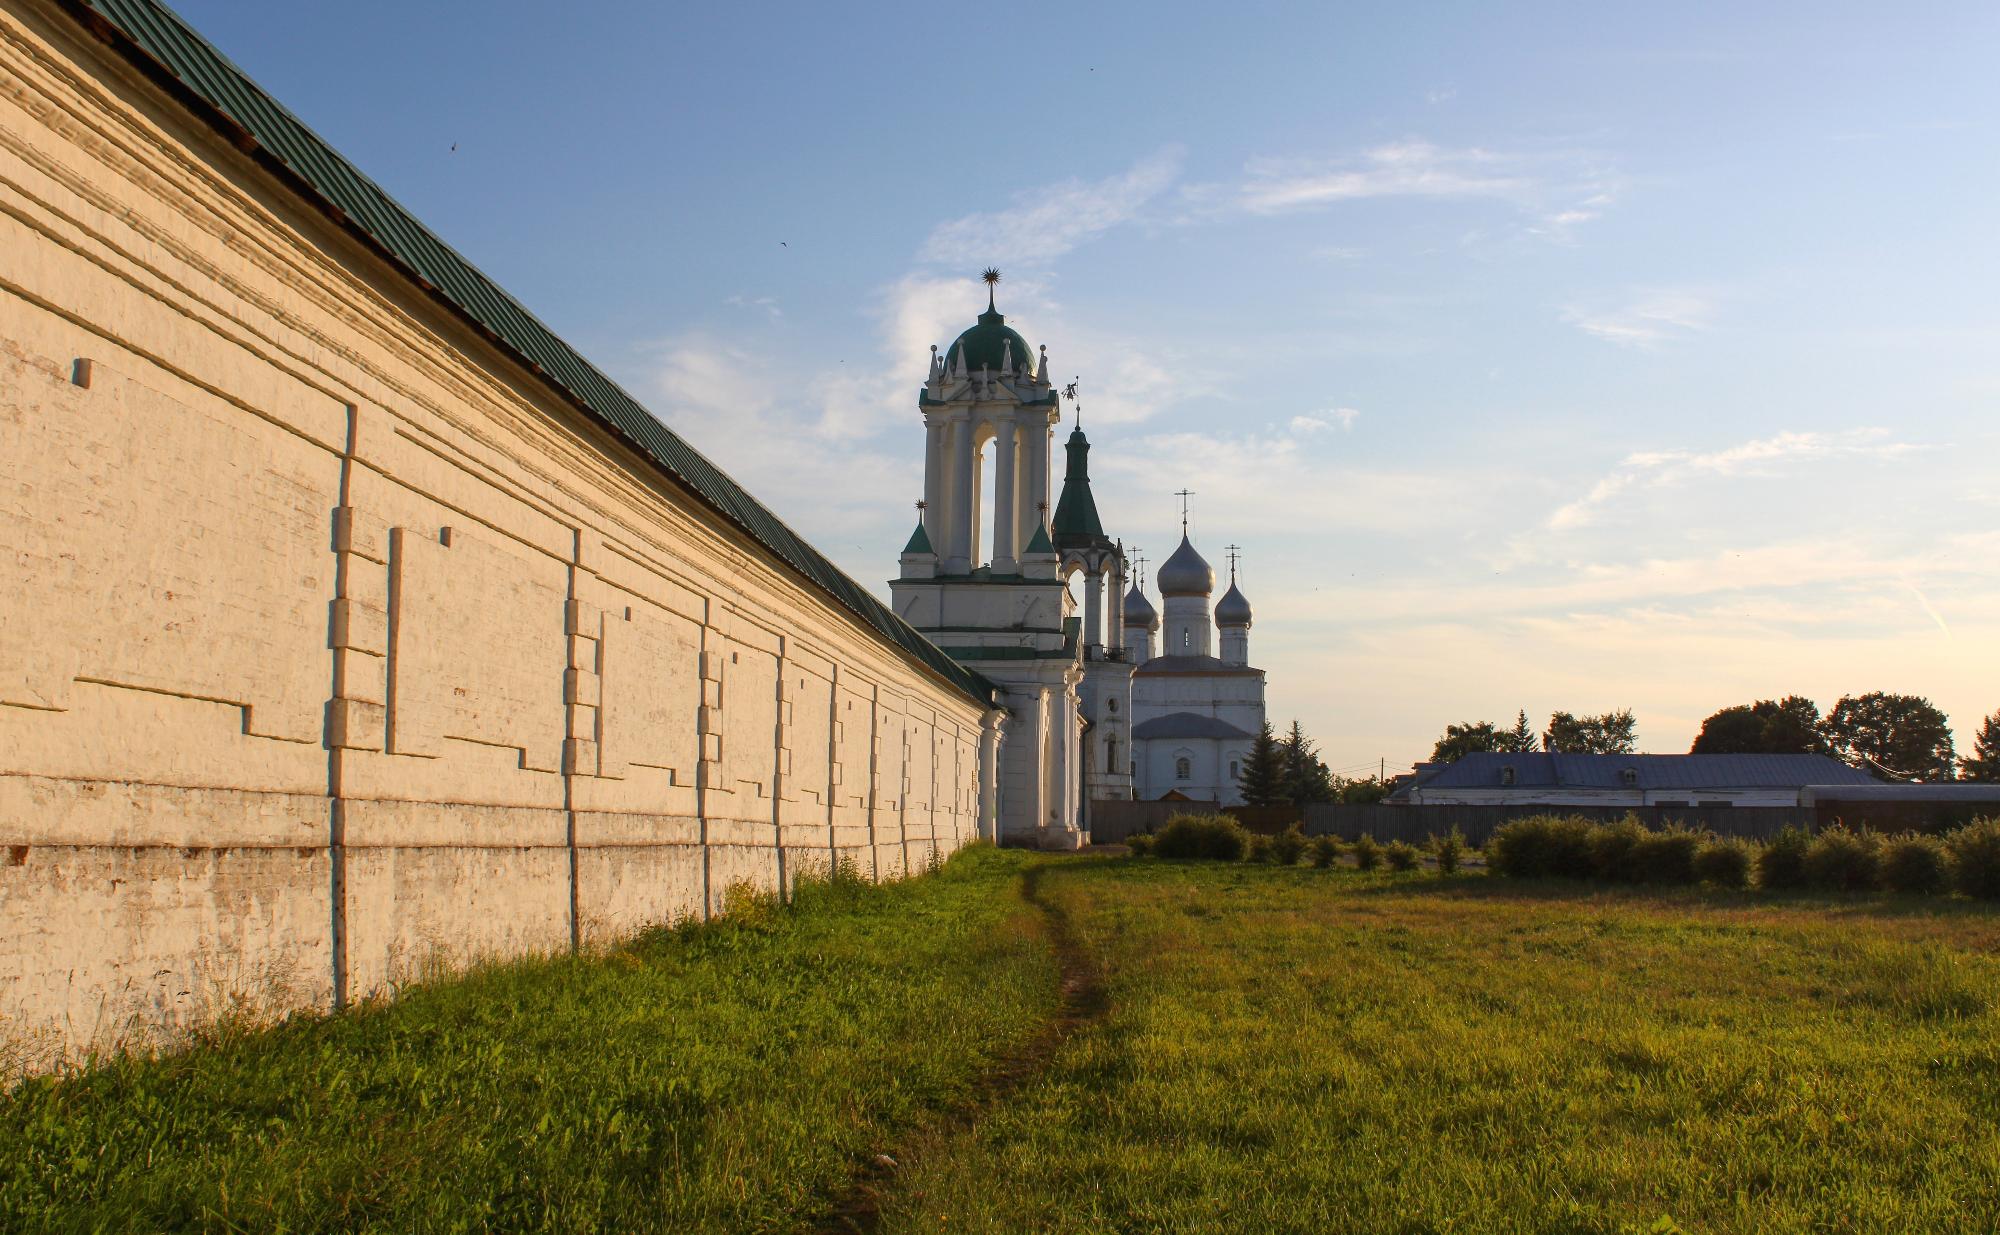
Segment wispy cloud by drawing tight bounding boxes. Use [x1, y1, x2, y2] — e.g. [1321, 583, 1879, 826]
[1547, 427, 1928, 530]
[724, 294, 782, 321]
[920, 147, 1184, 266]
[1563, 289, 1714, 347]
[1291, 408, 1359, 434]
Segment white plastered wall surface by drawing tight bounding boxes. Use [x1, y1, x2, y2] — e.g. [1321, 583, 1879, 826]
[0, 0, 987, 1072]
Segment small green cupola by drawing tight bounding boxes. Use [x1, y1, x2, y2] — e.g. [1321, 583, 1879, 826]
[943, 271, 1036, 377]
[1051, 426, 1112, 551]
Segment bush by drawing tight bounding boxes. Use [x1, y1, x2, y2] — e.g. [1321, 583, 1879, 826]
[1431, 827, 1465, 876]
[1629, 826, 1702, 885]
[1125, 831, 1154, 857]
[1692, 837, 1755, 889]
[1152, 813, 1250, 861]
[1587, 817, 1647, 882]
[1758, 825, 1812, 890]
[1487, 815, 1596, 880]
[1384, 840, 1421, 872]
[1308, 835, 1341, 869]
[1246, 833, 1275, 864]
[1947, 818, 2000, 900]
[1803, 826, 1882, 893]
[1880, 834, 1953, 895]
[1269, 825, 1308, 867]
[1352, 833, 1382, 871]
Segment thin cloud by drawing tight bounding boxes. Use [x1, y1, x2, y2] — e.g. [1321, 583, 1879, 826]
[920, 147, 1184, 266]
[1291, 408, 1359, 433]
[1563, 290, 1713, 348]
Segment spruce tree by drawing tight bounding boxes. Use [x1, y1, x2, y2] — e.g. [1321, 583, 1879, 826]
[1280, 721, 1335, 805]
[1960, 709, 2000, 783]
[1505, 709, 1537, 753]
[1237, 722, 1286, 806]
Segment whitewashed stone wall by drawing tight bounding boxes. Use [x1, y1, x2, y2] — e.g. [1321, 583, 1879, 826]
[0, 0, 986, 1072]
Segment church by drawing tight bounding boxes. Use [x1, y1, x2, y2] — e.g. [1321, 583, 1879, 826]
[892, 275, 1269, 842]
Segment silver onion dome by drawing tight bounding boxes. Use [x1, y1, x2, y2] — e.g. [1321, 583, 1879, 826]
[1157, 534, 1215, 598]
[1122, 582, 1160, 631]
[1214, 581, 1253, 627]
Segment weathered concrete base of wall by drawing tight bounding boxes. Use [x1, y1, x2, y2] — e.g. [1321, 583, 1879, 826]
[576, 843, 706, 946]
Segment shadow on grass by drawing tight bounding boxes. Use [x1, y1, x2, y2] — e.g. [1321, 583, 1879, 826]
[1334, 868, 2000, 922]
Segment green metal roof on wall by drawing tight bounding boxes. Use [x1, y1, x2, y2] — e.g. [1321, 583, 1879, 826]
[68, 0, 995, 707]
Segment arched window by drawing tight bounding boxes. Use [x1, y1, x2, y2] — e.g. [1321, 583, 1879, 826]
[1229, 759, 1240, 779]
[1175, 756, 1192, 781]
[1106, 737, 1119, 772]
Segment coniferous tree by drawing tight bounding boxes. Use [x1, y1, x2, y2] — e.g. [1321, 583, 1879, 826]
[1280, 720, 1335, 805]
[1961, 710, 2000, 783]
[1504, 709, 1538, 753]
[1237, 722, 1286, 806]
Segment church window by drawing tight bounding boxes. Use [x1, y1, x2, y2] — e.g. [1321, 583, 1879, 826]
[1176, 756, 1192, 781]
[1229, 759, 1239, 779]
[1182, 628, 1191, 650]
[1106, 737, 1119, 770]
[1107, 697, 1118, 713]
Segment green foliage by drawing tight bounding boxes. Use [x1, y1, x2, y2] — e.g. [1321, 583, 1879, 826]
[1948, 819, 2000, 899]
[1487, 815, 1596, 880]
[1152, 813, 1251, 861]
[1246, 833, 1276, 864]
[1629, 827, 1703, 885]
[1351, 833, 1383, 871]
[1332, 775, 1389, 804]
[1692, 837, 1755, 889]
[1803, 826, 1883, 892]
[1823, 692, 1956, 781]
[1880, 834, 1954, 895]
[0, 846, 1054, 1234]
[1432, 720, 1505, 763]
[1236, 723, 1287, 807]
[1586, 817, 1647, 882]
[1125, 832, 1155, 857]
[1269, 825, 1308, 866]
[1431, 827, 1466, 876]
[1690, 696, 1827, 755]
[1542, 709, 1638, 755]
[1279, 721, 1335, 805]
[1758, 826, 1813, 890]
[1307, 835, 1341, 869]
[1384, 840, 1421, 872]
[1505, 710, 1538, 753]
[1960, 711, 2000, 783]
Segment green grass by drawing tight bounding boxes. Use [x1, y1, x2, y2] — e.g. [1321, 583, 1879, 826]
[9, 853, 2000, 1234]
[0, 846, 1057, 1234]
[877, 861, 2000, 1235]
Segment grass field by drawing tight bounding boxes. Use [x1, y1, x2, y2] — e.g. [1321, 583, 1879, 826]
[6, 851, 2000, 1233]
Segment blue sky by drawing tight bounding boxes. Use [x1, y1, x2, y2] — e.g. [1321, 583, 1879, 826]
[174, 0, 2000, 774]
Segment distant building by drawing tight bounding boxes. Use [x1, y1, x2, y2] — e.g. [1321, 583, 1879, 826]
[1403, 752, 1876, 807]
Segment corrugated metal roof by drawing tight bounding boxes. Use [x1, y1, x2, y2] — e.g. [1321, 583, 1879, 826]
[1427, 752, 1877, 791]
[68, 0, 994, 707]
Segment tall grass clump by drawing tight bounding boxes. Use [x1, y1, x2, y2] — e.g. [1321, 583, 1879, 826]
[1880, 834, 1954, 895]
[1431, 827, 1466, 876]
[1487, 815, 1595, 880]
[1152, 813, 1251, 861]
[1948, 819, 2000, 900]
[1693, 837, 1755, 889]
[1757, 825, 1812, 890]
[1351, 833, 1383, 871]
[1246, 833, 1276, 863]
[1384, 840, 1421, 872]
[1125, 831, 1155, 857]
[1308, 835, 1341, 869]
[1803, 826, 1882, 892]
[1268, 825, 1308, 866]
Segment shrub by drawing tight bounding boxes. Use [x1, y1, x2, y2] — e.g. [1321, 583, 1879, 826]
[1246, 834, 1275, 864]
[1352, 833, 1383, 871]
[1757, 825, 1812, 890]
[1431, 827, 1465, 876]
[1803, 826, 1882, 893]
[1692, 837, 1754, 889]
[1307, 835, 1341, 869]
[1947, 818, 2000, 900]
[1629, 826, 1702, 885]
[1384, 840, 1421, 872]
[1125, 831, 1155, 857]
[1587, 817, 1647, 882]
[1269, 825, 1308, 867]
[1487, 815, 1596, 880]
[1880, 833, 1953, 895]
[1152, 813, 1250, 861]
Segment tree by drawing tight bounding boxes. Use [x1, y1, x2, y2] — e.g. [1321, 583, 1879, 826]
[1543, 709, 1638, 755]
[1962, 710, 2000, 783]
[1503, 709, 1538, 754]
[1237, 722, 1286, 805]
[1821, 692, 1955, 781]
[1690, 696, 1826, 755]
[1280, 720, 1335, 805]
[1431, 720, 1504, 763]
[1332, 774, 1388, 804]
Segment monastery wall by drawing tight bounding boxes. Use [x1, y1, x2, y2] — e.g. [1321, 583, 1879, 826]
[0, 0, 986, 1071]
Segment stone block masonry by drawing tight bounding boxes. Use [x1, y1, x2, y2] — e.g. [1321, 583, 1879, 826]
[0, 0, 988, 1072]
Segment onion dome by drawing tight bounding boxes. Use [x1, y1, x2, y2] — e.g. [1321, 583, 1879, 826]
[946, 283, 1034, 376]
[1214, 581, 1253, 627]
[1157, 534, 1214, 598]
[1123, 583, 1160, 631]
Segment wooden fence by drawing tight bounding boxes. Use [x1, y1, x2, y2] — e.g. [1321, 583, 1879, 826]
[1087, 799, 1220, 843]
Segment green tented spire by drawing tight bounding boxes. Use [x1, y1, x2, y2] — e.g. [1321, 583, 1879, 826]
[901, 519, 934, 555]
[1050, 426, 1110, 549]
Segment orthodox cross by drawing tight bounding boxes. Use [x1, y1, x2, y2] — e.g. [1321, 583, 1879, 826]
[1174, 489, 1195, 535]
[1129, 549, 1146, 589]
[1225, 544, 1242, 583]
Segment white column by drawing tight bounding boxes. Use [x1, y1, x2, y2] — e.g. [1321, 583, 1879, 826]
[979, 711, 1004, 842]
[922, 419, 943, 543]
[1083, 564, 1103, 655]
[1107, 556, 1125, 659]
[949, 415, 975, 572]
[1046, 686, 1066, 831]
[992, 419, 1018, 571]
